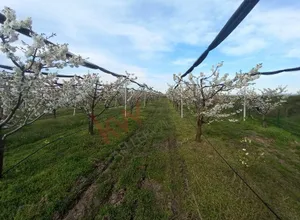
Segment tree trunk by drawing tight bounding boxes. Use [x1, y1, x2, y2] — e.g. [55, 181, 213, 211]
[130, 106, 134, 114]
[89, 106, 95, 135]
[0, 134, 4, 178]
[88, 117, 94, 135]
[277, 109, 280, 126]
[53, 109, 56, 119]
[143, 93, 146, 107]
[195, 116, 202, 142]
[285, 107, 289, 117]
[73, 108, 76, 116]
[262, 115, 267, 128]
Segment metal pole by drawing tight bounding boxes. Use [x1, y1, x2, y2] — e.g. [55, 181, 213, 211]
[180, 84, 183, 118]
[143, 91, 146, 107]
[124, 81, 127, 117]
[243, 86, 246, 121]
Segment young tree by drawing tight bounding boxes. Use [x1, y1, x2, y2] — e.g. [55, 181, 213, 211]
[166, 85, 181, 111]
[251, 86, 287, 127]
[118, 74, 140, 117]
[142, 89, 152, 107]
[171, 62, 261, 142]
[48, 81, 64, 118]
[236, 86, 258, 120]
[113, 92, 123, 107]
[126, 88, 144, 114]
[0, 7, 83, 177]
[62, 73, 126, 135]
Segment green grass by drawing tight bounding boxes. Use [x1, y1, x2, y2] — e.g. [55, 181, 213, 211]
[0, 105, 143, 220]
[245, 94, 300, 136]
[93, 100, 178, 219]
[1, 98, 300, 220]
[175, 101, 300, 220]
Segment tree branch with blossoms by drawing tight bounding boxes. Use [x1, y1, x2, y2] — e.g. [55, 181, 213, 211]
[251, 86, 288, 127]
[0, 6, 84, 177]
[169, 62, 262, 142]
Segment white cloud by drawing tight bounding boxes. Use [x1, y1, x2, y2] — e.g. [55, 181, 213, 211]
[171, 58, 208, 70]
[2, 1, 300, 58]
[285, 49, 300, 59]
[59, 47, 149, 85]
[1, 0, 300, 92]
[220, 3, 300, 57]
[172, 58, 195, 66]
[221, 38, 267, 56]
[251, 8, 300, 42]
[0, 0, 242, 53]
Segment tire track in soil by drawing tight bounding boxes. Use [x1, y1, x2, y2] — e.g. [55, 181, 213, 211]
[129, 163, 148, 220]
[167, 136, 199, 220]
[123, 117, 158, 220]
[62, 153, 118, 220]
[54, 107, 159, 220]
[53, 148, 119, 220]
[102, 107, 164, 220]
[168, 137, 180, 219]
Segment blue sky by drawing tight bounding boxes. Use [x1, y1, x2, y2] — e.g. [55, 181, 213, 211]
[1, 0, 300, 93]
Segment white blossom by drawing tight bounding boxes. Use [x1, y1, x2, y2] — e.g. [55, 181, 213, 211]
[0, 7, 83, 140]
[167, 62, 261, 141]
[61, 73, 127, 117]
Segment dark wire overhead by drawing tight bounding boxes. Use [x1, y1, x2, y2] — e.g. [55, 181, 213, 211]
[253, 66, 300, 76]
[0, 64, 159, 93]
[174, 0, 259, 88]
[0, 13, 150, 90]
[0, 64, 83, 79]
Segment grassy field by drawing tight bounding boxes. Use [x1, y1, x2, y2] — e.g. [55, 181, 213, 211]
[0, 104, 145, 219]
[1, 98, 300, 219]
[177, 100, 300, 219]
[248, 94, 300, 136]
